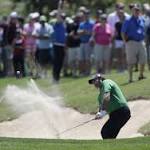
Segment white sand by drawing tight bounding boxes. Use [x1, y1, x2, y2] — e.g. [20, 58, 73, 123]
[0, 80, 149, 139]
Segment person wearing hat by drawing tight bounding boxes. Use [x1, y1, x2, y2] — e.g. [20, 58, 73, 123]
[107, 2, 130, 34]
[95, 9, 103, 24]
[91, 13, 112, 73]
[33, 15, 54, 78]
[114, 9, 126, 72]
[4, 11, 19, 76]
[78, 9, 95, 76]
[12, 28, 25, 78]
[107, 2, 130, 72]
[52, 0, 67, 83]
[23, 13, 37, 77]
[121, 4, 147, 83]
[143, 3, 150, 70]
[88, 73, 131, 139]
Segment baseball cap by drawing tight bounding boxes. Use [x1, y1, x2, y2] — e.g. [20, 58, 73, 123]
[49, 10, 58, 17]
[78, 6, 87, 13]
[10, 11, 18, 18]
[133, 4, 141, 10]
[83, 9, 90, 15]
[31, 12, 40, 19]
[100, 13, 107, 20]
[96, 9, 103, 15]
[39, 15, 47, 22]
[88, 73, 102, 84]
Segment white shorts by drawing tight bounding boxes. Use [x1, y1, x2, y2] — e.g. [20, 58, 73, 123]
[115, 40, 124, 49]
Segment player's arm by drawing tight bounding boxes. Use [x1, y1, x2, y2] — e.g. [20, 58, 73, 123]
[100, 92, 110, 111]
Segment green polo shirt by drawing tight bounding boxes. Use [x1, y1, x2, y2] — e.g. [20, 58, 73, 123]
[98, 79, 128, 114]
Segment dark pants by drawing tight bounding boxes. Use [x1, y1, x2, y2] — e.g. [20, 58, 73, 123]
[101, 106, 131, 139]
[37, 48, 51, 66]
[13, 55, 25, 77]
[52, 45, 65, 81]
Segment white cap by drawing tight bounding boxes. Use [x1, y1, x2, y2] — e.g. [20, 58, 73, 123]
[10, 11, 18, 18]
[65, 17, 74, 24]
[49, 10, 58, 17]
[32, 12, 40, 19]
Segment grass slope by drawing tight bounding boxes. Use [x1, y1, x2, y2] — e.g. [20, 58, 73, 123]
[60, 71, 150, 113]
[0, 137, 150, 150]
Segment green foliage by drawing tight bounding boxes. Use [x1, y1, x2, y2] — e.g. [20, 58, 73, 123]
[10, 0, 116, 14]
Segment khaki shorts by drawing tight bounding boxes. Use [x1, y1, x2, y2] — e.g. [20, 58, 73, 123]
[125, 41, 147, 65]
[68, 47, 79, 64]
[94, 44, 111, 62]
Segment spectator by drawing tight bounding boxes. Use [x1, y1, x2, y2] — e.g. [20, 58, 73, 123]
[107, 2, 130, 34]
[5, 12, 19, 76]
[66, 14, 81, 77]
[33, 15, 54, 78]
[78, 9, 95, 76]
[121, 4, 147, 83]
[114, 9, 126, 72]
[12, 29, 25, 78]
[23, 14, 37, 77]
[52, 0, 66, 83]
[143, 4, 150, 70]
[95, 9, 103, 24]
[91, 14, 112, 74]
[107, 2, 130, 71]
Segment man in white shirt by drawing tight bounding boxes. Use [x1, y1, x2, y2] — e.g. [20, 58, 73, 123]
[107, 2, 130, 34]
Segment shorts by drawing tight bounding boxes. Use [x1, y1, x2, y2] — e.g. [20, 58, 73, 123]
[125, 41, 147, 65]
[79, 43, 92, 61]
[94, 44, 111, 62]
[68, 47, 79, 64]
[115, 40, 124, 49]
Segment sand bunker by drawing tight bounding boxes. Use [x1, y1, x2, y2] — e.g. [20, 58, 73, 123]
[0, 80, 149, 139]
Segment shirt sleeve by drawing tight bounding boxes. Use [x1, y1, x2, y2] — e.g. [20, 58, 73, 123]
[103, 81, 111, 93]
[97, 87, 104, 106]
[79, 23, 84, 30]
[97, 81, 111, 109]
[121, 20, 129, 34]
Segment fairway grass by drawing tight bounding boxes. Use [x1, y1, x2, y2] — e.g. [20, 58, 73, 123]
[0, 137, 150, 150]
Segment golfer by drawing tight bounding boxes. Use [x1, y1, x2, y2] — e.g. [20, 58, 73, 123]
[88, 74, 131, 139]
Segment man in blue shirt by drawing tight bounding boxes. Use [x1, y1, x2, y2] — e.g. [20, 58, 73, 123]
[52, 0, 66, 83]
[78, 9, 94, 76]
[121, 4, 147, 83]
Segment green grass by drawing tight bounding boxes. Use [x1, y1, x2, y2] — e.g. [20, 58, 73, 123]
[0, 137, 150, 150]
[60, 70, 150, 113]
[0, 71, 150, 149]
[139, 121, 150, 136]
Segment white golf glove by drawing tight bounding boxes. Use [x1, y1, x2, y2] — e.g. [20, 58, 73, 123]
[95, 110, 107, 120]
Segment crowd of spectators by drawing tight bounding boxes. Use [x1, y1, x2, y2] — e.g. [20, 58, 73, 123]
[0, 2, 150, 83]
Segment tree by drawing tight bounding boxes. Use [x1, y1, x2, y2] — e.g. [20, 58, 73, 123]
[12, 0, 116, 14]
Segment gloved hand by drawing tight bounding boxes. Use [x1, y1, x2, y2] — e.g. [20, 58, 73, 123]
[95, 110, 107, 120]
[95, 112, 102, 120]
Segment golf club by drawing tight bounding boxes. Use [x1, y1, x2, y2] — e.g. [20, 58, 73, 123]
[56, 118, 95, 137]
